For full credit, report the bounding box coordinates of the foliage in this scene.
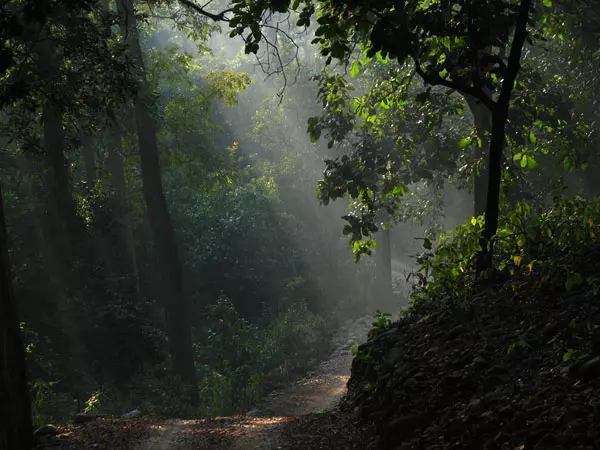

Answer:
[409,196,600,311]
[368,310,393,341]
[30,380,74,428]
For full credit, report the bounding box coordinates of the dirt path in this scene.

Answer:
[121,318,371,450]
[40,317,377,450]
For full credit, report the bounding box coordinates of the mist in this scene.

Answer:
[8,1,589,446]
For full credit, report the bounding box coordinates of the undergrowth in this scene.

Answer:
[408,197,600,312]
[27,298,331,422]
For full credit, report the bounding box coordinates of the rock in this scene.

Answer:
[534,432,559,449]
[480,411,494,421]
[579,356,600,378]
[384,347,403,365]
[424,346,439,357]
[468,398,481,409]
[34,425,60,437]
[385,413,429,439]
[472,356,487,369]
[543,322,562,338]
[121,409,142,418]
[498,405,515,419]
[448,324,466,339]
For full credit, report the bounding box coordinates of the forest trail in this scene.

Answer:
[128,317,372,450]
[44,317,373,450]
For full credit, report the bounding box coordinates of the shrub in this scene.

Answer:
[409,197,600,311]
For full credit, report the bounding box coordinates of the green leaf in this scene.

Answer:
[543,0,552,7]
[350,60,360,78]
[521,155,528,168]
[529,131,537,145]
[376,51,389,64]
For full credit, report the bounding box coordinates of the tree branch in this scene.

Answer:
[178,0,232,22]
[410,53,496,111]
[497,0,532,111]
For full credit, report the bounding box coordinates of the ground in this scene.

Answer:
[36,316,375,450]
[35,261,416,450]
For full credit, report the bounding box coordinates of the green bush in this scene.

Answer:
[30,379,74,428]
[409,197,600,310]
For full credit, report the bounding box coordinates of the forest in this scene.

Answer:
[1,0,599,449]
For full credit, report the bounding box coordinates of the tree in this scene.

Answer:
[116,0,197,397]
[179,0,540,272]
[0,185,32,450]
[277,0,536,272]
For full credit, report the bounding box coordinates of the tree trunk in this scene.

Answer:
[477,0,531,273]
[464,95,492,217]
[36,26,81,270]
[116,0,197,397]
[477,111,508,272]
[376,228,393,308]
[107,140,141,298]
[0,186,33,450]
[82,133,97,191]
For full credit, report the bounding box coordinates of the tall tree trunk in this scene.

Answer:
[116,0,197,397]
[107,139,141,298]
[100,0,140,297]
[82,133,97,191]
[478,0,531,273]
[36,27,81,270]
[0,186,33,450]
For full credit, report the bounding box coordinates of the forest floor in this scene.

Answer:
[35,316,376,450]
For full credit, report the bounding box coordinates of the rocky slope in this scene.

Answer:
[347,282,600,449]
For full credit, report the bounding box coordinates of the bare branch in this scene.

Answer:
[178,0,232,22]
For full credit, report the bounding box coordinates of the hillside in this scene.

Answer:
[346,275,600,448]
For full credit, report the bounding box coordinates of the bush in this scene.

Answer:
[409,197,600,311]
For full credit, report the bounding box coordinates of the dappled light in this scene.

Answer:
[1,0,599,449]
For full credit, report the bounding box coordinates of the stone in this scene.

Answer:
[580,356,600,378]
[34,425,60,437]
[472,355,487,368]
[480,411,494,420]
[121,409,142,418]
[384,347,403,365]
[498,405,515,419]
[385,413,429,438]
[534,432,560,449]
[468,398,481,409]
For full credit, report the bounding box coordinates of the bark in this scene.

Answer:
[36,27,81,268]
[107,140,141,298]
[478,0,532,273]
[464,95,493,217]
[82,134,97,191]
[0,186,33,450]
[376,228,393,307]
[116,0,197,396]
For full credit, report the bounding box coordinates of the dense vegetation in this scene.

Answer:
[1,0,599,448]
